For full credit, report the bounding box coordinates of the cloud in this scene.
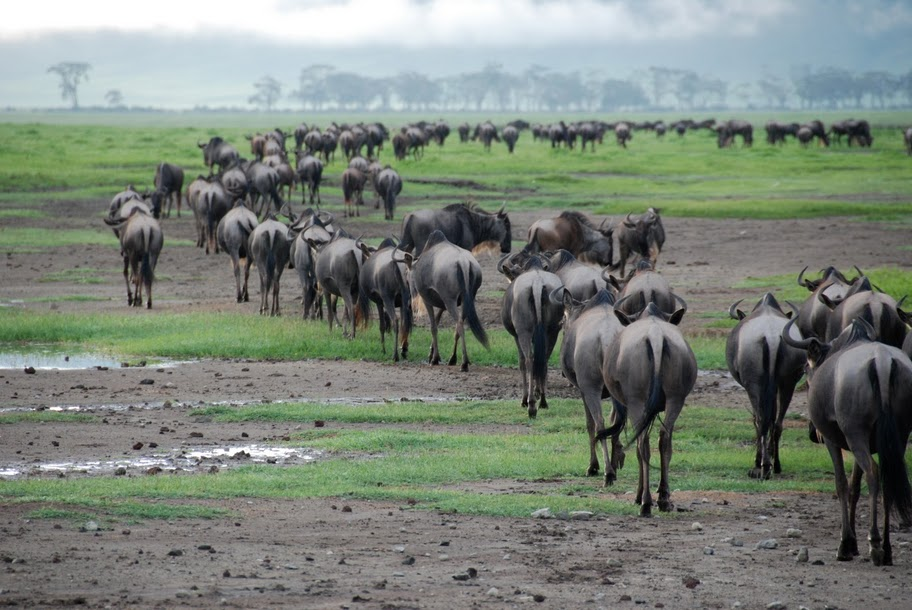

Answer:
[2,0,797,47]
[848,0,912,34]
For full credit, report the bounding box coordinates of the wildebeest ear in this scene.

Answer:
[613,309,633,327]
[669,308,686,326]
[816,292,837,310]
[807,341,829,367]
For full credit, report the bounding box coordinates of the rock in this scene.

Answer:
[114,467,127,476]
[766,602,786,610]
[82,521,99,532]
[486,587,500,597]
[531,508,553,519]
[691,522,703,531]
[139,379,154,385]
[570,511,593,521]
[167,549,184,557]
[703,547,715,555]
[796,547,809,563]
[756,539,779,550]
[132,442,143,450]
[786,528,802,538]
[682,576,700,589]
[24,366,36,374]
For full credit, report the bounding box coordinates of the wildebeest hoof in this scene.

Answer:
[460,362,469,372]
[604,473,616,486]
[748,468,770,480]
[586,465,599,477]
[658,499,674,512]
[639,504,653,518]
[448,355,458,366]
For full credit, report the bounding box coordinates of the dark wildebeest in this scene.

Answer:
[246,133,266,161]
[392,132,409,161]
[613,207,665,276]
[198,136,240,175]
[407,230,489,371]
[245,216,290,316]
[457,122,471,143]
[845,119,873,147]
[245,162,285,220]
[312,232,372,338]
[432,121,450,146]
[216,201,258,303]
[765,121,799,145]
[104,208,163,309]
[525,211,613,267]
[356,238,413,361]
[820,277,910,348]
[502,125,519,154]
[726,293,806,479]
[365,123,387,158]
[600,300,697,517]
[399,202,511,257]
[904,127,912,155]
[151,162,184,219]
[498,255,564,418]
[609,260,680,317]
[295,151,323,208]
[376,167,402,221]
[474,121,500,151]
[559,289,625,485]
[615,122,632,148]
[293,123,309,151]
[108,186,145,218]
[544,250,610,303]
[196,179,231,254]
[795,266,864,340]
[805,120,830,146]
[578,122,601,152]
[716,120,753,148]
[288,210,335,320]
[341,167,368,218]
[782,317,912,565]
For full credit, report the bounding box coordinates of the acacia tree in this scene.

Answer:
[105,89,124,109]
[248,75,282,112]
[47,62,91,109]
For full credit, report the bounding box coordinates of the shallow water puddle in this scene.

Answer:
[0,444,323,479]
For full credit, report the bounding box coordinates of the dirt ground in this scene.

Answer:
[1,193,911,609]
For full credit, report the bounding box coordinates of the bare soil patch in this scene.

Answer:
[1,195,911,608]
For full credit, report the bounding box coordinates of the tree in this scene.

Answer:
[47,62,91,109]
[248,76,282,112]
[104,89,124,109]
[290,64,335,111]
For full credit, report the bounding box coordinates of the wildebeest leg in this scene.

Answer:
[231,253,243,302]
[849,445,886,565]
[131,257,143,308]
[657,410,680,513]
[327,294,338,333]
[637,435,652,517]
[773,385,796,474]
[514,335,531,414]
[270,273,281,317]
[825,441,857,561]
[427,306,441,365]
[444,300,469,371]
[122,255,133,306]
[580,386,603,478]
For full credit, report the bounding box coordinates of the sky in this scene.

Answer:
[1,0,910,109]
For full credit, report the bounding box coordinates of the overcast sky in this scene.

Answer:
[2,0,910,109]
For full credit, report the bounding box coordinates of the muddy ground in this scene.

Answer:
[1,193,911,609]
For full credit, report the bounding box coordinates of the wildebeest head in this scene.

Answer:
[781,315,877,378]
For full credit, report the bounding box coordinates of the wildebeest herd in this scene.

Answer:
[102,120,912,566]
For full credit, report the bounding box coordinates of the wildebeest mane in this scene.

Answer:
[581,288,616,314]
[558,210,595,230]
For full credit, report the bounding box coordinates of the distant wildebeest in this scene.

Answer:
[104,208,163,309]
[375,167,402,221]
[196,178,231,255]
[245,216,291,316]
[831,119,873,147]
[295,151,323,208]
[578,122,601,152]
[341,168,368,218]
[795,266,864,340]
[245,162,285,220]
[356,237,413,361]
[293,123,309,151]
[613,207,665,276]
[559,289,625,484]
[457,122,471,143]
[502,125,519,154]
[108,186,146,219]
[198,136,240,175]
[151,162,184,218]
[716,120,753,148]
[782,317,912,565]
[474,121,500,151]
[544,250,611,303]
[525,211,613,267]
[321,130,338,164]
[313,232,372,338]
[216,201,258,303]
[614,122,632,148]
[600,300,696,516]
[407,230,489,371]
[288,210,334,320]
[364,123,387,158]
[498,255,565,418]
[399,202,511,257]
[765,121,799,145]
[904,127,912,155]
[432,121,450,146]
[726,293,806,479]
[246,133,266,161]
[392,132,408,161]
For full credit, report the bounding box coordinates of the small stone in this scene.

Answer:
[486,587,500,597]
[570,511,593,521]
[786,528,802,538]
[139,379,154,385]
[114,467,127,476]
[533,594,546,602]
[167,549,183,557]
[703,547,715,555]
[756,539,778,550]
[82,521,99,532]
[531,508,553,519]
[393,545,406,553]
[766,602,786,610]
[132,442,143,450]
[796,547,809,563]
[682,576,700,589]
[691,522,703,531]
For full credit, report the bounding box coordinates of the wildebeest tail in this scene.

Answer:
[355,279,372,327]
[348,251,368,330]
[873,358,912,525]
[595,398,628,442]
[531,278,549,384]
[141,225,155,290]
[757,340,777,445]
[395,261,413,337]
[458,264,488,348]
[265,230,277,292]
[631,337,667,442]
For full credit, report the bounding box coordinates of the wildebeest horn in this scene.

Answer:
[852,265,864,280]
[897,295,908,309]
[496,253,512,276]
[728,298,744,320]
[673,294,688,315]
[796,265,810,288]
[623,212,635,228]
[785,300,801,318]
[781,316,816,350]
[497,201,506,215]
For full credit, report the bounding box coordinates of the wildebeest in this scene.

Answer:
[399,202,511,257]
[473,121,500,151]
[196,179,231,254]
[716,120,753,148]
[216,201,258,303]
[198,136,240,175]
[108,186,145,218]
[795,266,863,340]
[152,162,184,218]
[457,122,471,143]
[365,123,387,158]
[502,125,519,154]
[609,260,680,317]
[295,152,323,208]
[432,121,450,146]
[245,216,290,316]
[904,127,912,155]
[525,211,613,267]
[726,293,806,479]
[559,289,625,484]
[408,230,489,371]
[600,300,696,516]
[246,133,266,161]
[782,317,912,565]
[245,162,285,220]
[313,232,372,338]
[544,250,610,303]
[499,255,564,418]
[614,122,632,148]
[288,210,334,320]
[341,167,368,218]
[104,208,163,309]
[613,207,665,276]
[375,167,402,221]
[765,121,799,145]
[820,277,910,348]
[356,238,413,361]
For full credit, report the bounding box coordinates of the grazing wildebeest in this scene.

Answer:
[726,293,806,479]
[365,123,387,158]
[196,179,231,254]
[560,289,625,484]
[198,136,240,175]
[288,210,334,320]
[820,277,910,348]
[474,121,500,151]
[765,121,799,145]
[716,119,753,148]
[782,317,912,565]
[795,266,863,340]
[432,121,450,146]
[375,167,402,221]
[392,132,409,161]
[525,211,613,267]
[904,127,912,155]
[499,255,564,418]
[408,230,489,371]
[615,122,632,148]
[609,260,680,317]
[399,202,511,257]
[293,123,309,151]
[151,162,184,219]
[613,207,665,276]
[457,122,471,143]
[320,130,338,164]
[216,201,258,303]
[313,232,372,338]
[502,125,519,154]
[341,167,368,218]
[599,300,696,516]
[104,208,163,309]
[356,238,413,361]
[108,186,145,218]
[294,151,323,208]
[245,162,285,220]
[246,133,266,161]
[545,250,610,303]
[805,120,830,146]
[245,216,290,316]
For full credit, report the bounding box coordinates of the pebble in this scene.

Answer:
[756,539,779,550]
[766,602,786,610]
[531,508,553,519]
[82,521,99,532]
[786,528,802,538]
[796,547,809,563]
[691,522,703,531]
[703,547,715,555]
[486,587,500,597]
[570,511,593,521]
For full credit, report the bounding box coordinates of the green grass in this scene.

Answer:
[0,412,95,425]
